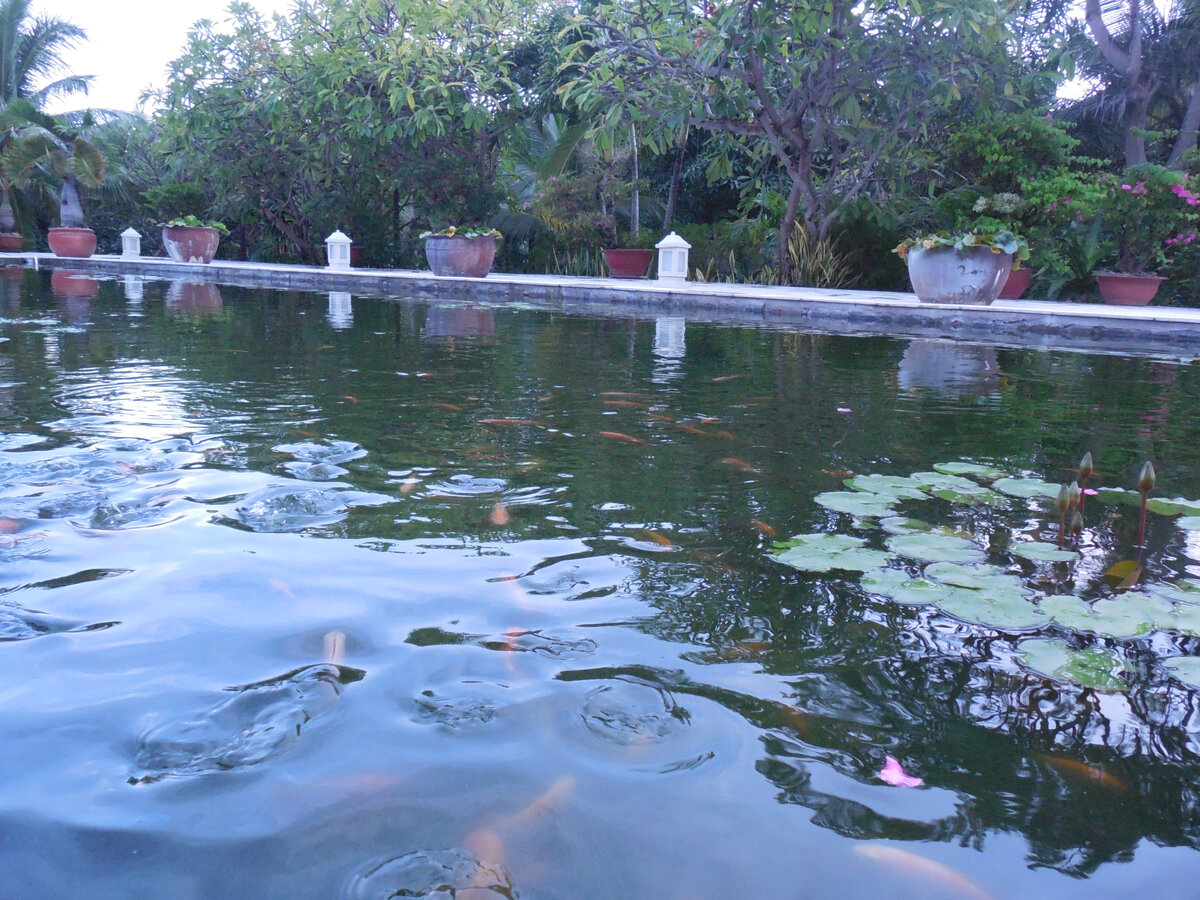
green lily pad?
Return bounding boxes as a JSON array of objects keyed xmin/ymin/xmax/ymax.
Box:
[
  {"xmin": 1146, "ymin": 497, "xmax": 1200, "ymax": 517},
  {"xmin": 879, "ymin": 516, "xmax": 938, "ymax": 536},
  {"xmin": 772, "ymin": 533, "xmax": 892, "ymax": 573},
  {"xmin": 1175, "ymin": 516, "xmax": 1200, "ymax": 531},
  {"xmin": 932, "ymin": 462, "xmax": 1004, "ymax": 480},
  {"xmin": 1095, "ymin": 487, "xmax": 1140, "ymax": 508},
  {"xmin": 1017, "ymin": 639, "xmax": 1129, "ymax": 692},
  {"xmin": 1011, "ymin": 541, "xmax": 1077, "ymax": 562},
  {"xmin": 1163, "ymin": 656, "xmax": 1200, "ymax": 688},
  {"xmin": 1146, "ymin": 579, "xmax": 1200, "ymax": 606},
  {"xmin": 992, "ymin": 477, "xmax": 1062, "ymax": 499},
  {"xmin": 1041, "ymin": 594, "xmax": 1171, "ymax": 639},
  {"xmin": 861, "ymin": 568, "xmax": 955, "ymax": 606},
  {"xmin": 924, "ymin": 562, "xmax": 1019, "ymax": 591},
  {"xmin": 844, "ymin": 474, "xmax": 929, "ymax": 500},
  {"xmin": 814, "ymin": 491, "xmax": 898, "ymax": 518},
  {"xmin": 937, "ymin": 587, "xmax": 1049, "ymax": 629},
  {"xmin": 1150, "ymin": 602, "xmax": 1200, "ymax": 637},
  {"xmin": 886, "ymin": 533, "xmax": 985, "ymax": 564}
]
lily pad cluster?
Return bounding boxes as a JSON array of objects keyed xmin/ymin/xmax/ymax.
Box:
[{"xmin": 771, "ymin": 460, "xmax": 1200, "ymax": 693}]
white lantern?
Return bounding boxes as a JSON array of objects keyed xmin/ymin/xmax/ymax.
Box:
[
  {"xmin": 121, "ymin": 227, "xmax": 141, "ymax": 259},
  {"xmin": 325, "ymin": 229, "xmax": 353, "ymax": 271},
  {"xmin": 655, "ymin": 231, "xmax": 691, "ymax": 282}
]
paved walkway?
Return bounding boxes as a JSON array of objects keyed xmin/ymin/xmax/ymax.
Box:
[{"xmin": 15, "ymin": 251, "xmax": 1200, "ymax": 358}]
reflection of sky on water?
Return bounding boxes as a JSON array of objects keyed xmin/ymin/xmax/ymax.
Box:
[{"xmin": 53, "ymin": 366, "xmax": 201, "ymax": 441}]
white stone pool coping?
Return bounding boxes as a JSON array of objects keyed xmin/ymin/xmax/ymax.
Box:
[{"xmin": 17, "ymin": 251, "xmax": 1200, "ymax": 358}]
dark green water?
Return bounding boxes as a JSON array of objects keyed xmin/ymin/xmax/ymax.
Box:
[{"xmin": 1, "ymin": 267, "xmax": 1198, "ymax": 899}]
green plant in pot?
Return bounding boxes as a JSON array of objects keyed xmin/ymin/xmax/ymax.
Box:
[
  {"xmin": 894, "ymin": 230, "xmax": 1028, "ymax": 305},
  {"xmin": 1090, "ymin": 164, "xmax": 1200, "ymax": 305},
  {"xmin": 161, "ymin": 215, "xmax": 230, "ymax": 265},
  {"xmin": 419, "ymin": 226, "xmax": 502, "ymax": 278}
]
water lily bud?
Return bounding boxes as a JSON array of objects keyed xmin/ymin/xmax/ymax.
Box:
[
  {"xmin": 1138, "ymin": 461, "xmax": 1156, "ymax": 494},
  {"xmin": 1070, "ymin": 510, "xmax": 1084, "ymax": 534},
  {"xmin": 1078, "ymin": 452, "xmax": 1094, "ymax": 481},
  {"xmin": 1067, "ymin": 483, "xmax": 1081, "ymax": 509},
  {"xmin": 1055, "ymin": 483, "xmax": 1070, "ymax": 514}
]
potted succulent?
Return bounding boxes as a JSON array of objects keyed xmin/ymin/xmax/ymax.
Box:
[
  {"xmin": 1091, "ymin": 164, "xmax": 1200, "ymax": 305},
  {"xmin": 161, "ymin": 216, "xmax": 229, "ymax": 264},
  {"xmin": 894, "ymin": 230, "xmax": 1029, "ymax": 305},
  {"xmin": 420, "ymin": 226, "xmax": 501, "ymax": 277}
]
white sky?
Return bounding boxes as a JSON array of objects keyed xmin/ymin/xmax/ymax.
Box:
[{"xmin": 33, "ymin": 0, "xmax": 296, "ymax": 114}]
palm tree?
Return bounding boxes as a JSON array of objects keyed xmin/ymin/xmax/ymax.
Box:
[
  {"xmin": 4, "ymin": 110, "xmax": 105, "ymax": 228},
  {"xmin": 0, "ymin": 0, "xmax": 90, "ymax": 108}
]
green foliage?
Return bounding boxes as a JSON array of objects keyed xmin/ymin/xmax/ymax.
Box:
[
  {"xmin": 162, "ymin": 215, "xmax": 229, "ymax": 236},
  {"xmin": 896, "ymin": 230, "xmax": 1030, "ymax": 267},
  {"xmin": 1095, "ymin": 164, "xmax": 1200, "ymax": 273},
  {"xmin": 943, "ymin": 110, "xmax": 1078, "ymax": 194}
]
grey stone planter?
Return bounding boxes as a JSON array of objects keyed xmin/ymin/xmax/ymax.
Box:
[{"xmin": 907, "ymin": 245, "xmax": 1013, "ymax": 305}]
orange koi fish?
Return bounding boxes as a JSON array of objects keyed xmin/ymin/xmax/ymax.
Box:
[
  {"xmin": 853, "ymin": 845, "xmax": 993, "ymax": 900},
  {"xmin": 721, "ymin": 457, "xmax": 760, "ymax": 474},
  {"xmin": 600, "ymin": 431, "xmax": 645, "ymax": 444},
  {"xmin": 712, "ymin": 374, "xmax": 743, "ymax": 382},
  {"xmin": 429, "ymin": 402, "xmax": 464, "ymax": 412},
  {"xmin": 641, "ymin": 530, "xmax": 675, "ymax": 547},
  {"xmin": 490, "ymin": 502, "xmax": 510, "ymax": 526},
  {"xmin": 342, "ymin": 396, "xmax": 359, "ymax": 403},
  {"xmin": 479, "ymin": 418, "xmax": 546, "ymax": 426},
  {"xmin": 604, "ymin": 400, "xmax": 650, "ymax": 409},
  {"xmin": 752, "ymin": 519, "xmax": 777, "ymax": 537},
  {"xmin": 1036, "ymin": 753, "xmax": 1128, "ymax": 791}
]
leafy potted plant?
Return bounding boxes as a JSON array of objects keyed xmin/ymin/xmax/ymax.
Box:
[
  {"xmin": 420, "ymin": 226, "xmax": 501, "ymax": 277},
  {"xmin": 970, "ymin": 193, "xmax": 1034, "ymax": 298},
  {"xmin": 894, "ymin": 230, "xmax": 1028, "ymax": 305},
  {"xmin": 1092, "ymin": 164, "xmax": 1200, "ymax": 305},
  {"xmin": 161, "ymin": 215, "xmax": 229, "ymax": 264}
]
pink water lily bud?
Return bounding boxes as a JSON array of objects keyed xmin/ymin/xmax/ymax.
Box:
[{"xmin": 878, "ymin": 756, "xmax": 924, "ymax": 787}]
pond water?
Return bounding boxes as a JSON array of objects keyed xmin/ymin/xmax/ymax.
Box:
[{"xmin": 1, "ymin": 267, "xmax": 1199, "ymax": 899}]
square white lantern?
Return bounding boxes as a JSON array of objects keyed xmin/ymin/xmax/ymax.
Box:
[
  {"xmin": 325, "ymin": 229, "xmax": 353, "ymax": 271},
  {"xmin": 655, "ymin": 231, "xmax": 691, "ymax": 282},
  {"xmin": 121, "ymin": 227, "xmax": 141, "ymax": 259}
]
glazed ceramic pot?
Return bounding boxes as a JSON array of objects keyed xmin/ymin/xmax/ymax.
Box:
[
  {"xmin": 47, "ymin": 227, "xmax": 97, "ymax": 259},
  {"xmin": 163, "ymin": 226, "xmax": 221, "ymax": 264},
  {"xmin": 603, "ymin": 248, "xmax": 655, "ymax": 279},
  {"xmin": 1095, "ymin": 272, "xmax": 1165, "ymax": 306},
  {"xmin": 424, "ymin": 235, "xmax": 496, "ymax": 278},
  {"xmin": 906, "ymin": 245, "xmax": 1013, "ymax": 305}
]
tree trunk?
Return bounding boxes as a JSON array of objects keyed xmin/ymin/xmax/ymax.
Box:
[
  {"xmin": 1168, "ymin": 73, "xmax": 1200, "ymax": 169},
  {"xmin": 60, "ymin": 174, "xmax": 86, "ymax": 228},
  {"xmin": 663, "ymin": 126, "xmax": 688, "ymax": 228},
  {"xmin": 779, "ymin": 180, "xmax": 803, "ymax": 279},
  {"xmin": 629, "ymin": 124, "xmax": 639, "ymax": 239}
]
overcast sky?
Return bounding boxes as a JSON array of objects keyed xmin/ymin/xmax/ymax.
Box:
[{"xmin": 32, "ymin": 0, "xmax": 296, "ymax": 114}]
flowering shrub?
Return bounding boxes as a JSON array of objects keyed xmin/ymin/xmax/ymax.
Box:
[{"xmin": 1095, "ymin": 164, "xmax": 1200, "ymax": 274}]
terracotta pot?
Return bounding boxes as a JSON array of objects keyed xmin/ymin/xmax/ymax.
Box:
[
  {"xmin": 424, "ymin": 235, "xmax": 495, "ymax": 277},
  {"xmin": 166, "ymin": 280, "xmax": 223, "ymax": 316},
  {"xmin": 1095, "ymin": 272, "xmax": 1165, "ymax": 306},
  {"xmin": 162, "ymin": 226, "xmax": 221, "ymax": 264},
  {"xmin": 603, "ymin": 248, "xmax": 655, "ymax": 278},
  {"xmin": 0, "ymin": 233, "xmax": 22, "ymax": 252},
  {"xmin": 906, "ymin": 245, "xmax": 1013, "ymax": 305},
  {"xmin": 997, "ymin": 265, "xmax": 1032, "ymax": 300},
  {"xmin": 47, "ymin": 226, "xmax": 97, "ymax": 259},
  {"xmin": 50, "ymin": 269, "xmax": 99, "ymax": 299}
]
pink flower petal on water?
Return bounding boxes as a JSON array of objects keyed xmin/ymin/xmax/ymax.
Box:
[
  {"xmin": 837, "ymin": 407, "xmax": 852, "ymax": 413},
  {"xmin": 878, "ymin": 756, "xmax": 924, "ymax": 788},
  {"xmin": 1083, "ymin": 488, "xmax": 1099, "ymax": 495}
]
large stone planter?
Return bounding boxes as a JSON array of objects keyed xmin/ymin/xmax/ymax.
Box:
[
  {"xmin": 603, "ymin": 248, "xmax": 655, "ymax": 278},
  {"xmin": 1095, "ymin": 272, "xmax": 1165, "ymax": 306},
  {"xmin": 163, "ymin": 226, "xmax": 221, "ymax": 264},
  {"xmin": 47, "ymin": 227, "xmax": 97, "ymax": 259},
  {"xmin": 424, "ymin": 235, "xmax": 496, "ymax": 278},
  {"xmin": 907, "ymin": 245, "xmax": 1013, "ymax": 305}
]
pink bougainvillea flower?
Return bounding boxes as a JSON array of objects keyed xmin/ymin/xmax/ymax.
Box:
[{"xmin": 878, "ymin": 756, "xmax": 924, "ymax": 788}]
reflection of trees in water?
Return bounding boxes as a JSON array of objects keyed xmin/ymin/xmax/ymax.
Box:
[{"xmin": 627, "ymin": 556, "xmax": 1200, "ymax": 877}]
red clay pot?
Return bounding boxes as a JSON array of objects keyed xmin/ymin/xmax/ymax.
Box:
[
  {"xmin": 47, "ymin": 227, "xmax": 97, "ymax": 259},
  {"xmin": 997, "ymin": 265, "xmax": 1032, "ymax": 300},
  {"xmin": 0, "ymin": 233, "xmax": 23, "ymax": 252},
  {"xmin": 603, "ymin": 248, "xmax": 655, "ymax": 278},
  {"xmin": 424, "ymin": 235, "xmax": 496, "ymax": 277},
  {"xmin": 1095, "ymin": 272, "xmax": 1165, "ymax": 306},
  {"xmin": 163, "ymin": 226, "xmax": 221, "ymax": 264}
]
